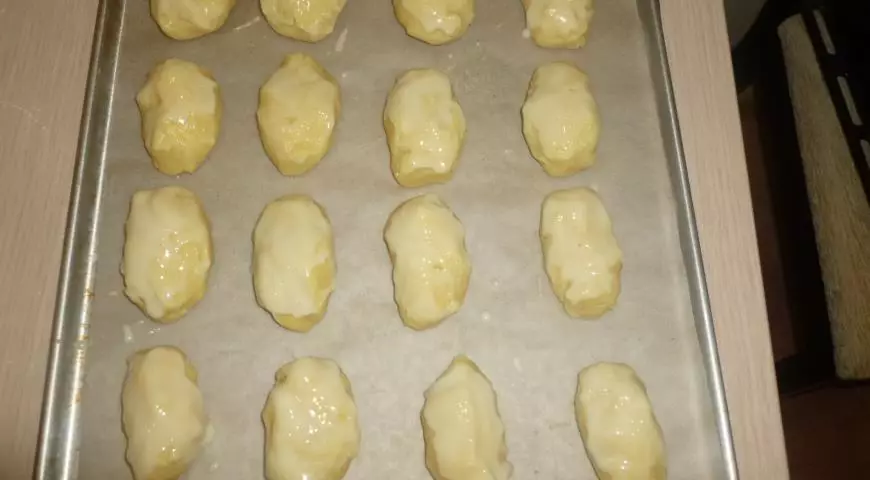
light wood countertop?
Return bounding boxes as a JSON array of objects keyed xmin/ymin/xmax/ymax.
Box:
[{"xmin": 0, "ymin": 0, "xmax": 788, "ymax": 478}]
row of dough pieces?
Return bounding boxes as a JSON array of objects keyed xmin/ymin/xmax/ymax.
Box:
[
  {"xmin": 139, "ymin": 55, "xmax": 600, "ymax": 180},
  {"xmin": 123, "ymin": 186, "xmax": 622, "ymax": 329},
  {"xmin": 123, "ymin": 347, "xmax": 665, "ymax": 480},
  {"xmin": 151, "ymin": 0, "xmax": 594, "ymax": 48}
]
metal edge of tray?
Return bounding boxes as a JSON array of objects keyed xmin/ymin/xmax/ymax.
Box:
[
  {"xmin": 33, "ymin": 0, "xmax": 739, "ymax": 478},
  {"xmin": 642, "ymin": 1, "xmax": 739, "ymax": 478},
  {"xmin": 35, "ymin": 0, "xmax": 124, "ymax": 478}
]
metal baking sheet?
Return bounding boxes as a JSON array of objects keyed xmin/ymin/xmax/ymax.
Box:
[{"xmin": 37, "ymin": 0, "xmax": 738, "ymax": 478}]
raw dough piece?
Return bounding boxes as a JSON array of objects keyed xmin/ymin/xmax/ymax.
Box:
[
  {"xmin": 262, "ymin": 357, "xmax": 360, "ymax": 480},
  {"xmin": 422, "ymin": 355, "xmax": 513, "ymax": 480},
  {"xmin": 384, "ymin": 69, "xmax": 466, "ymax": 187},
  {"xmin": 393, "ymin": 0, "xmax": 474, "ymax": 45},
  {"xmin": 258, "ymin": 54, "xmax": 341, "ymax": 176},
  {"xmin": 575, "ymin": 363, "xmax": 667, "ymax": 480},
  {"xmin": 122, "ymin": 346, "xmax": 209, "ymax": 480},
  {"xmin": 150, "ymin": 0, "xmax": 235, "ymax": 40},
  {"xmin": 137, "ymin": 58, "xmax": 222, "ymax": 175},
  {"xmin": 540, "ymin": 188, "xmax": 621, "ymax": 318},
  {"xmin": 522, "ymin": 0, "xmax": 594, "ymax": 48},
  {"xmin": 261, "ymin": 0, "xmax": 347, "ymax": 42},
  {"xmin": 253, "ymin": 195, "xmax": 336, "ymax": 332},
  {"xmin": 122, "ymin": 186, "xmax": 213, "ymax": 323},
  {"xmin": 522, "ymin": 61, "xmax": 600, "ymax": 177},
  {"xmin": 384, "ymin": 194, "xmax": 470, "ymax": 329}
]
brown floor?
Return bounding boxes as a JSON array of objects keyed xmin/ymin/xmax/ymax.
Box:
[
  {"xmin": 739, "ymin": 89, "xmax": 870, "ymax": 479},
  {"xmin": 781, "ymin": 386, "xmax": 870, "ymax": 478}
]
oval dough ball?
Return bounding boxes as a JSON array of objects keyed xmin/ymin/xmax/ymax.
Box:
[
  {"xmin": 122, "ymin": 347, "xmax": 209, "ymax": 480},
  {"xmin": 137, "ymin": 59, "xmax": 222, "ymax": 175},
  {"xmin": 122, "ymin": 186, "xmax": 213, "ymax": 323},
  {"xmin": 522, "ymin": 61, "xmax": 600, "ymax": 177},
  {"xmin": 253, "ymin": 195, "xmax": 336, "ymax": 332},
  {"xmin": 575, "ymin": 363, "xmax": 667, "ymax": 480},
  {"xmin": 384, "ymin": 194, "xmax": 470, "ymax": 330},
  {"xmin": 422, "ymin": 355, "xmax": 513, "ymax": 480},
  {"xmin": 540, "ymin": 188, "xmax": 621, "ymax": 318},
  {"xmin": 261, "ymin": 0, "xmax": 347, "ymax": 42},
  {"xmin": 384, "ymin": 69, "xmax": 466, "ymax": 187},
  {"xmin": 522, "ymin": 0, "xmax": 594, "ymax": 48},
  {"xmin": 393, "ymin": 0, "xmax": 474, "ymax": 45},
  {"xmin": 262, "ymin": 357, "xmax": 360, "ymax": 480},
  {"xmin": 150, "ymin": 0, "xmax": 235, "ymax": 40},
  {"xmin": 258, "ymin": 54, "xmax": 341, "ymax": 176}
]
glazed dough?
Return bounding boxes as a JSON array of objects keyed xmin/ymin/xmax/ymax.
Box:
[
  {"xmin": 540, "ymin": 188, "xmax": 621, "ymax": 318},
  {"xmin": 253, "ymin": 195, "xmax": 335, "ymax": 332},
  {"xmin": 258, "ymin": 54, "xmax": 341, "ymax": 176},
  {"xmin": 384, "ymin": 194, "xmax": 470, "ymax": 330},
  {"xmin": 384, "ymin": 69, "xmax": 466, "ymax": 187},
  {"xmin": 262, "ymin": 357, "xmax": 360, "ymax": 480},
  {"xmin": 522, "ymin": 0, "xmax": 594, "ymax": 48},
  {"xmin": 122, "ymin": 186, "xmax": 213, "ymax": 323},
  {"xmin": 150, "ymin": 0, "xmax": 235, "ymax": 40},
  {"xmin": 393, "ymin": 0, "xmax": 474, "ymax": 45},
  {"xmin": 136, "ymin": 58, "xmax": 222, "ymax": 175},
  {"xmin": 261, "ymin": 0, "xmax": 347, "ymax": 42},
  {"xmin": 522, "ymin": 61, "xmax": 600, "ymax": 177},
  {"xmin": 575, "ymin": 363, "xmax": 667, "ymax": 480},
  {"xmin": 422, "ymin": 356, "xmax": 513, "ymax": 480},
  {"xmin": 122, "ymin": 347, "xmax": 208, "ymax": 480}
]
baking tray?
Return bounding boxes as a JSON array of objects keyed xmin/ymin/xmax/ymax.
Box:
[{"xmin": 36, "ymin": 0, "xmax": 738, "ymax": 478}]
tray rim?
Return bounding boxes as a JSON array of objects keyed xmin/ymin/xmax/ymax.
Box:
[
  {"xmin": 35, "ymin": 0, "xmax": 124, "ymax": 477},
  {"xmin": 640, "ymin": 1, "xmax": 739, "ymax": 477},
  {"xmin": 34, "ymin": 0, "xmax": 739, "ymax": 478}
]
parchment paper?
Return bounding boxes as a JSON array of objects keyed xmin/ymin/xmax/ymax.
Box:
[{"xmin": 79, "ymin": 0, "xmax": 726, "ymax": 478}]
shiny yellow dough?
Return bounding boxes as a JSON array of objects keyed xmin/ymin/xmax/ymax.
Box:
[
  {"xmin": 422, "ymin": 356, "xmax": 513, "ymax": 480},
  {"xmin": 253, "ymin": 195, "xmax": 336, "ymax": 332},
  {"xmin": 393, "ymin": 0, "xmax": 474, "ymax": 45},
  {"xmin": 122, "ymin": 186, "xmax": 213, "ymax": 323},
  {"xmin": 522, "ymin": 62, "xmax": 600, "ymax": 177},
  {"xmin": 262, "ymin": 357, "xmax": 360, "ymax": 480},
  {"xmin": 137, "ymin": 59, "xmax": 222, "ymax": 175},
  {"xmin": 150, "ymin": 0, "xmax": 235, "ymax": 40},
  {"xmin": 575, "ymin": 363, "xmax": 667, "ymax": 480},
  {"xmin": 384, "ymin": 69, "xmax": 466, "ymax": 187},
  {"xmin": 122, "ymin": 347, "xmax": 209, "ymax": 480},
  {"xmin": 540, "ymin": 188, "xmax": 621, "ymax": 318},
  {"xmin": 384, "ymin": 194, "xmax": 471, "ymax": 330},
  {"xmin": 261, "ymin": 0, "xmax": 347, "ymax": 42},
  {"xmin": 258, "ymin": 54, "xmax": 341, "ymax": 176},
  {"xmin": 522, "ymin": 0, "xmax": 594, "ymax": 48}
]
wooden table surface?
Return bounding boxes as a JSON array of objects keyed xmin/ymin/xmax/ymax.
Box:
[{"xmin": 0, "ymin": 0, "xmax": 788, "ymax": 478}]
